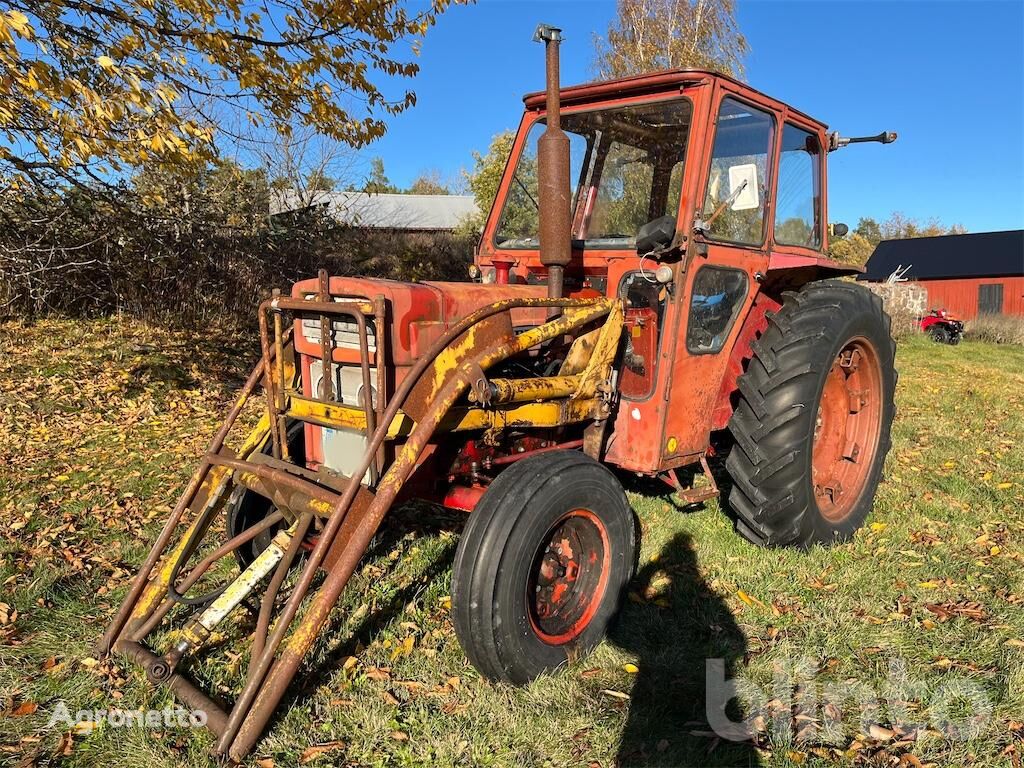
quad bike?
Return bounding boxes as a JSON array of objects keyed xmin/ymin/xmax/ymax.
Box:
[
  {"xmin": 920, "ymin": 308, "xmax": 963, "ymax": 344},
  {"xmin": 96, "ymin": 24, "xmax": 899, "ymax": 760}
]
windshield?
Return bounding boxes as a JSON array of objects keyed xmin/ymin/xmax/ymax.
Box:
[{"xmin": 494, "ymin": 99, "xmax": 692, "ymax": 249}]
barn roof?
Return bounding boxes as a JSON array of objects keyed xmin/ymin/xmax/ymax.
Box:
[
  {"xmin": 860, "ymin": 230, "xmax": 1024, "ymax": 281},
  {"xmin": 270, "ymin": 190, "xmax": 478, "ymax": 231}
]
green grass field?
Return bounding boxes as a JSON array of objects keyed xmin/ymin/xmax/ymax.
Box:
[{"xmin": 1, "ymin": 319, "xmax": 1021, "ymax": 768}]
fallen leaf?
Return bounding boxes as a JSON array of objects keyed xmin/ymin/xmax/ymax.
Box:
[
  {"xmin": 11, "ymin": 701, "xmax": 37, "ymax": 717},
  {"xmin": 623, "ymin": 663, "xmax": 639, "ymax": 674},
  {"xmin": 869, "ymin": 724, "xmax": 895, "ymax": 741},
  {"xmin": 299, "ymin": 741, "xmax": 345, "ymax": 763}
]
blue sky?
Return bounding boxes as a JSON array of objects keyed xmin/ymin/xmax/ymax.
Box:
[{"xmin": 361, "ymin": 0, "xmax": 1024, "ymax": 234}]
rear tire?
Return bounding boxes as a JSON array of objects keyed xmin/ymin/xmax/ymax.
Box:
[
  {"xmin": 450, "ymin": 451, "xmax": 636, "ymax": 684},
  {"xmin": 726, "ymin": 280, "xmax": 896, "ymax": 547},
  {"xmin": 929, "ymin": 325, "xmax": 950, "ymax": 344}
]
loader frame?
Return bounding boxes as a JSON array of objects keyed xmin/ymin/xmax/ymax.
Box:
[{"xmin": 98, "ymin": 291, "xmax": 624, "ymax": 760}]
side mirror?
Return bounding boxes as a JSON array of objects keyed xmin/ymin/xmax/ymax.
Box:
[
  {"xmin": 829, "ymin": 222, "xmax": 849, "ymax": 238},
  {"xmin": 636, "ymin": 214, "xmax": 676, "ymax": 255}
]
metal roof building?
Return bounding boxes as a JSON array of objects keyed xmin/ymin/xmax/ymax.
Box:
[
  {"xmin": 271, "ymin": 190, "xmax": 478, "ymax": 232},
  {"xmin": 859, "ymin": 230, "xmax": 1024, "ymax": 318}
]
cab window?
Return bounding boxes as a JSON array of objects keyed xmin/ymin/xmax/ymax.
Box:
[
  {"xmin": 686, "ymin": 266, "xmax": 748, "ymax": 354},
  {"xmin": 701, "ymin": 98, "xmax": 774, "ymax": 246},
  {"xmin": 494, "ymin": 100, "xmax": 692, "ymax": 249},
  {"xmin": 774, "ymin": 123, "xmax": 822, "ymax": 248}
]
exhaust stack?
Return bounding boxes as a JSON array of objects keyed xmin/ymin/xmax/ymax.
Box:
[{"xmin": 533, "ymin": 24, "xmax": 571, "ymax": 299}]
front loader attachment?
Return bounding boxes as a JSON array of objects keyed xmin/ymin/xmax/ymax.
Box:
[{"xmin": 97, "ymin": 285, "xmax": 623, "ymax": 761}]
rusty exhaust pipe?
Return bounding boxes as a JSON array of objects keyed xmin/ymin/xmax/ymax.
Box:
[{"xmin": 534, "ymin": 24, "xmax": 571, "ymax": 301}]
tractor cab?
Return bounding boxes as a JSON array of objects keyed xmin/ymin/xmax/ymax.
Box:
[{"xmin": 474, "ymin": 66, "xmax": 862, "ymax": 472}]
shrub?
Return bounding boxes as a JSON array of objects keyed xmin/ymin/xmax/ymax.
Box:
[{"xmin": 965, "ymin": 315, "xmax": 1024, "ymax": 345}]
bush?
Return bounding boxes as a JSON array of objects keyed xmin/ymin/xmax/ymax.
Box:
[
  {"xmin": 885, "ymin": 305, "xmax": 921, "ymax": 340},
  {"xmin": 965, "ymin": 315, "xmax": 1024, "ymax": 345},
  {"xmin": 0, "ymin": 169, "xmax": 475, "ymax": 327}
]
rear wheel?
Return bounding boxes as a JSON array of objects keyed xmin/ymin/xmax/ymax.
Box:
[
  {"xmin": 450, "ymin": 451, "xmax": 636, "ymax": 684},
  {"xmin": 726, "ymin": 280, "xmax": 896, "ymax": 547},
  {"xmin": 929, "ymin": 325, "xmax": 951, "ymax": 344}
]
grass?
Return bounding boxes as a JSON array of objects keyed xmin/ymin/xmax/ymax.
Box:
[{"xmin": 1, "ymin": 319, "xmax": 1022, "ymax": 768}]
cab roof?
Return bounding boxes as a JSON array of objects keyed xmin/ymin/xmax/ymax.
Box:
[{"xmin": 523, "ymin": 68, "xmax": 826, "ymax": 130}]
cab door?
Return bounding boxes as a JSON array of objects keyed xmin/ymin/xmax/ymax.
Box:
[{"xmin": 658, "ymin": 85, "xmax": 780, "ymax": 466}]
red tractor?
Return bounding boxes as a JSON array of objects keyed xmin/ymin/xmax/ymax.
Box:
[
  {"xmin": 920, "ymin": 308, "xmax": 964, "ymax": 344},
  {"xmin": 98, "ymin": 25, "xmax": 899, "ymax": 760}
]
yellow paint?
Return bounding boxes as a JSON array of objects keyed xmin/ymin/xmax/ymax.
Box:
[
  {"xmin": 443, "ymin": 398, "xmax": 598, "ymax": 431},
  {"xmin": 287, "ymin": 395, "xmax": 414, "ymax": 437},
  {"xmin": 237, "ymin": 415, "xmax": 271, "ymax": 459},
  {"xmin": 667, "ymin": 436, "xmax": 678, "ymax": 453},
  {"xmin": 477, "ymin": 375, "xmax": 581, "ymax": 404},
  {"xmin": 574, "ymin": 300, "xmax": 624, "ymax": 400}
]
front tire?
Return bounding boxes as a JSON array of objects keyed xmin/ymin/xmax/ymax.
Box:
[
  {"xmin": 929, "ymin": 325, "xmax": 951, "ymax": 344},
  {"xmin": 450, "ymin": 451, "xmax": 636, "ymax": 684},
  {"xmin": 726, "ymin": 280, "xmax": 896, "ymax": 547}
]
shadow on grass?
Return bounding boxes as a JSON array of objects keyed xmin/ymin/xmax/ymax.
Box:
[
  {"xmin": 284, "ymin": 501, "xmax": 463, "ymax": 701},
  {"xmin": 612, "ymin": 490, "xmax": 758, "ymax": 765}
]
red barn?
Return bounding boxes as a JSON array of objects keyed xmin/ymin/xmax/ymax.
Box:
[{"xmin": 860, "ymin": 230, "xmax": 1024, "ymax": 319}]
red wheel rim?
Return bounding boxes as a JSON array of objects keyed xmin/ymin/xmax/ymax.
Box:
[
  {"xmin": 811, "ymin": 336, "xmax": 884, "ymax": 523},
  {"xmin": 527, "ymin": 509, "xmax": 610, "ymax": 645}
]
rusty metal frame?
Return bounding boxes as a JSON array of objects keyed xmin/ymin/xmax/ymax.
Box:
[{"xmin": 99, "ymin": 292, "xmax": 622, "ymax": 761}]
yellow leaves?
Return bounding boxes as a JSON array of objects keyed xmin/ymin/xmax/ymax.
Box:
[
  {"xmin": 388, "ymin": 633, "xmax": 414, "ymax": 661},
  {"xmin": 622, "ymin": 662, "xmax": 639, "ymax": 674},
  {"xmin": 5, "ymin": 10, "xmax": 33, "ymax": 39},
  {"xmin": 997, "ymin": 482, "xmax": 1013, "ymax": 490},
  {"xmin": 870, "ymin": 522, "xmax": 887, "ymax": 532},
  {"xmin": 97, "ymin": 55, "xmax": 116, "ymax": 71},
  {"xmin": 736, "ymin": 589, "xmax": 768, "ymax": 610}
]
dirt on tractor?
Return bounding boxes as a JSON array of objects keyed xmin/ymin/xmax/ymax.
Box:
[{"xmin": 96, "ymin": 23, "xmax": 901, "ymax": 761}]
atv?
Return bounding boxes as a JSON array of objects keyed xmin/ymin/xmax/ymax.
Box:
[{"xmin": 920, "ymin": 308, "xmax": 963, "ymax": 344}]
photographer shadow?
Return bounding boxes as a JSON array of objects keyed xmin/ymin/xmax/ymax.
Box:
[{"xmin": 611, "ymin": 530, "xmax": 759, "ymax": 767}]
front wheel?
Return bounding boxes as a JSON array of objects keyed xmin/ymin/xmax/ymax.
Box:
[
  {"xmin": 726, "ymin": 281, "xmax": 897, "ymax": 547},
  {"xmin": 450, "ymin": 451, "xmax": 636, "ymax": 684},
  {"xmin": 929, "ymin": 325, "xmax": 951, "ymax": 344}
]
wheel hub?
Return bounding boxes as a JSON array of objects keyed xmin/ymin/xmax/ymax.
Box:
[
  {"xmin": 811, "ymin": 337, "xmax": 884, "ymax": 523},
  {"xmin": 528, "ymin": 509, "xmax": 610, "ymax": 644}
]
